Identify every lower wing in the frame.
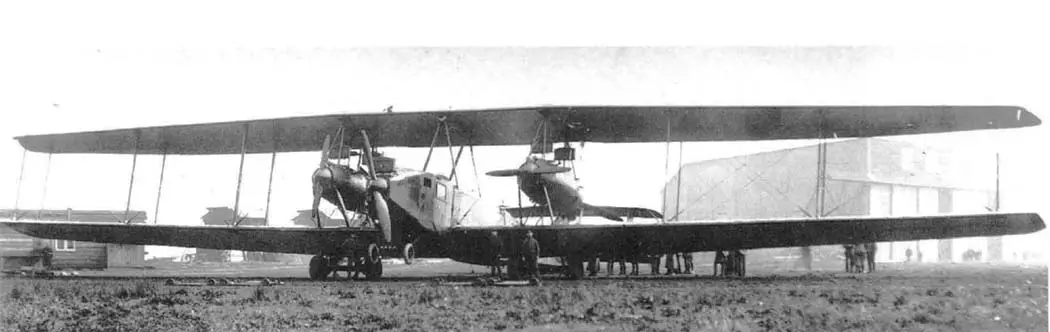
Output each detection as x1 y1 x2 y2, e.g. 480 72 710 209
0 221 379 256
454 212 1044 257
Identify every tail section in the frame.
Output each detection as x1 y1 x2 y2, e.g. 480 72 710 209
582 204 624 222
582 205 664 222
504 205 663 222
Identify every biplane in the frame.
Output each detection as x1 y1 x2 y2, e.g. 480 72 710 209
2 105 1045 280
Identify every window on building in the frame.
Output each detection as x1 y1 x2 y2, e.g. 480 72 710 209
53 239 75 251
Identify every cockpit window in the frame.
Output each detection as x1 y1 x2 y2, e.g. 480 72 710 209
423 178 432 188
437 183 447 200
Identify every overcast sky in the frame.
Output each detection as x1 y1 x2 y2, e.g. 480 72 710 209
1 2 1047 257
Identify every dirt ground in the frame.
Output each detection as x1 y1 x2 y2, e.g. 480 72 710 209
0 259 1046 331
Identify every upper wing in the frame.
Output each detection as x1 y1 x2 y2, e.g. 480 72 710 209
0 221 378 256
453 212 1044 258
15 105 1038 154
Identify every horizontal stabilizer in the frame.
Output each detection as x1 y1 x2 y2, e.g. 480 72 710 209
486 165 572 177
504 205 662 222
584 205 664 220
486 169 525 177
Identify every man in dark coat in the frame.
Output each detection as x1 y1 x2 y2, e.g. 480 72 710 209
852 244 868 273
843 244 856 272
521 231 540 279
863 243 877 272
713 250 727 277
488 231 503 277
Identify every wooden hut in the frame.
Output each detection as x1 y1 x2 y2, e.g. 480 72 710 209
1 209 147 270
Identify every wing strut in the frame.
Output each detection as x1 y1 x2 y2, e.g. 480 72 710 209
661 111 671 224
12 148 26 219
672 141 684 221
232 123 249 226
37 147 52 219
469 145 482 197
153 148 167 224
123 129 140 224
264 120 280 225
422 118 443 172
543 186 557 224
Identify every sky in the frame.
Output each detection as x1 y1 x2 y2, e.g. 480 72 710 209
1 2 1047 258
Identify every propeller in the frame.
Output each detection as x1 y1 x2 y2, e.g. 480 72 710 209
310 135 333 225
360 130 392 243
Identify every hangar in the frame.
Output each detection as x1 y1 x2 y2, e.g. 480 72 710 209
663 138 1004 264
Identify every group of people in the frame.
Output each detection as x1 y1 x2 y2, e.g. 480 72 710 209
485 232 753 280
843 243 877 273
712 250 746 277
583 252 698 277
487 230 541 280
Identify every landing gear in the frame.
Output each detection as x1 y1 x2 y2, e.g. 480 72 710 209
364 242 383 280
307 242 385 281
402 243 416 265
308 255 331 280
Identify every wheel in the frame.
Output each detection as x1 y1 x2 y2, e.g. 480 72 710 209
309 255 330 281
366 243 382 264
360 243 383 281
402 243 416 265
364 260 383 281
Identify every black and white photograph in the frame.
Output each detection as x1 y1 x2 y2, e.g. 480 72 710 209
0 2 1046 331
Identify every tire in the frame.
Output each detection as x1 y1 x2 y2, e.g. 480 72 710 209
365 260 383 281
309 255 330 281
402 243 416 265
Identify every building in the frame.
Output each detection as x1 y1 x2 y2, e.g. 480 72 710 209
291 209 349 228
663 138 1000 263
0 209 147 270
196 207 277 262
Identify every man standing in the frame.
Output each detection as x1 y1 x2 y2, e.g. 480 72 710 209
650 255 661 275
521 231 540 279
664 254 676 275
852 244 868 273
488 231 503 278
713 250 727 277
864 243 877 272
799 246 813 271
843 244 856 272
682 252 694 274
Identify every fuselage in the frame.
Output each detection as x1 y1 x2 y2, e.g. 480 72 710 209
315 161 484 261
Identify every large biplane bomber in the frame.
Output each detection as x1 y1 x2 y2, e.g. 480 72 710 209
2 105 1045 281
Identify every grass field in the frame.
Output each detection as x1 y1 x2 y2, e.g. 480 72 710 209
0 260 1046 332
